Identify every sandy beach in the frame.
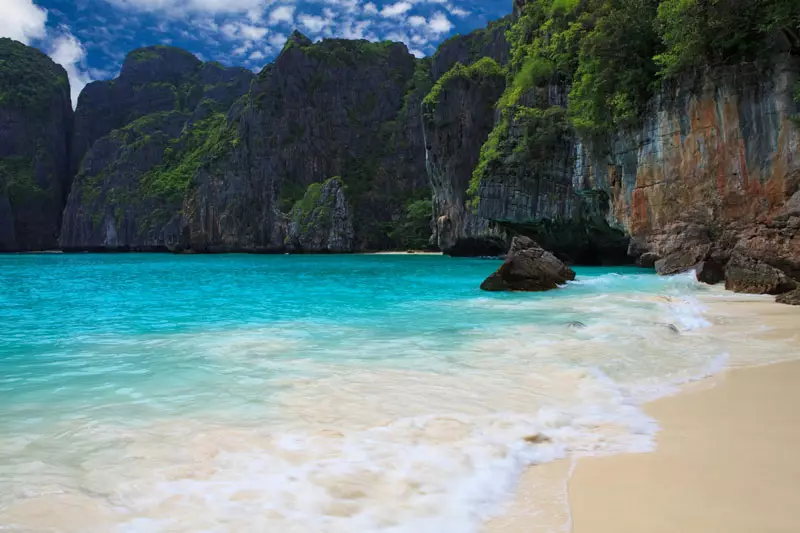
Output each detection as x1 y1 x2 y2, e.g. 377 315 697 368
488 295 800 533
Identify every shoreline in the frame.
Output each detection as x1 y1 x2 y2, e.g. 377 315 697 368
486 295 800 533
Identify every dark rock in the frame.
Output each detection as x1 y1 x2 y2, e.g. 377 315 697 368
654 244 711 275
446 236 508 257
776 289 800 305
285 177 354 252
636 252 660 268
0 38 73 251
660 323 680 334
424 58 507 254
695 259 725 285
724 252 797 295
181 36 430 252
480 236 576 291
61 46 255 251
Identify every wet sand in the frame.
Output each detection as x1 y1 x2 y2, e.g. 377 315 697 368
487 296 800 533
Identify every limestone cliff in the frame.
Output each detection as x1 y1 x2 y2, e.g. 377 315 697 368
422 21 512 255
60 46 254 251
181 33 429 252
581 59 800 281
423 59 508 255
285 177 354 253
0 38 73 251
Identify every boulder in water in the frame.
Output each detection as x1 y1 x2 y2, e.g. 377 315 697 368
480 236 575 292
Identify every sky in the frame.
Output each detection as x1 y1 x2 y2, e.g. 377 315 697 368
1 0 511 107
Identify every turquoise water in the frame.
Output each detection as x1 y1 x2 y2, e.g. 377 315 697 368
0 254 785 532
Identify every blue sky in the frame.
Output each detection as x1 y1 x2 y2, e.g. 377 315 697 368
2 0 510 106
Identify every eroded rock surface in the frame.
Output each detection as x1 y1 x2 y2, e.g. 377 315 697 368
480 236 575 291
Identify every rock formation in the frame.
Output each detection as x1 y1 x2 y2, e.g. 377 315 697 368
423 21 511 255
480 235 575 291
60 46 254 251
0 38 73 251
181 33 429 252
285 177 354 253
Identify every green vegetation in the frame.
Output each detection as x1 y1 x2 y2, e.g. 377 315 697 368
289 177 343 234
469 0 800 204
0 38 69 113
655 0 800 76
388 198 434 249
142 113 236 202
0 156 44 203
285 37 399 67
127 45 199 64
422 58 506 119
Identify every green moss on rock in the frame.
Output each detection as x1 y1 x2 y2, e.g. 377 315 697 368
0 38 69 113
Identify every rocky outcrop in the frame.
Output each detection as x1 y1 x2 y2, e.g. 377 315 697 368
285 177 354 252
587 60 800 283
776 288 800 305
60 47 254 251
70 46 251 174
181 34 429 252
469 54 800 284
423 58 508 254
430 18 511 81
480 235 575 291
724 251 797 294
0 38 73 251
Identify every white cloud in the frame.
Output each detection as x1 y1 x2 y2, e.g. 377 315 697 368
407 15 426 27
269 5 295 25
363 2 378 15
268 32 288 48
298 14 330 34
428 12 453 34
105 0 268 16
380 1 412 18
249 50 265 60
221 22 268 41
48 32 93 108
0 0 48 44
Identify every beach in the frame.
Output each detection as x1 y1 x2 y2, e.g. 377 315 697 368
488 296 800 533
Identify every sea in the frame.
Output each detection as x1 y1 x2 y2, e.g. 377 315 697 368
0 253 794 532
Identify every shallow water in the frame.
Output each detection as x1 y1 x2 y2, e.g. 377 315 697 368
0 254 795 532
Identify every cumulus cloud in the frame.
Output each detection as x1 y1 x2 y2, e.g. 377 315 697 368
428 12 453 34
48 31 94 107
298 13 331 34
105 0 269 16
380 1 412 18
268 32 288 48
0 0 48 44
221 22 269 41
407 15 426 27
269 5 295 25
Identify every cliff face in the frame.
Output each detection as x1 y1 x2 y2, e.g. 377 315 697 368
423 59 508 254
586 59 800 278
181 34 429 252
0 38 73 251
469 56 800 271
60 47 254 251
285 177 354 252
422 22 511 255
